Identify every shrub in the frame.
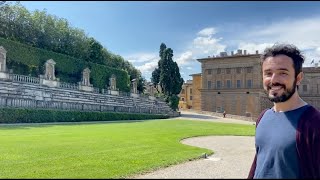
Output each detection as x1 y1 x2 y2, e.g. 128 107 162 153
0 108 169 124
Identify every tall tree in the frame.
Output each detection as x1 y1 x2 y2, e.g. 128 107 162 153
151 67 161 93
151 43 184 110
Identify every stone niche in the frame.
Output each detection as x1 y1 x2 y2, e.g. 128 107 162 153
109 74 117 90
0 46 9 79
40 59 59 88
130 78 139 98
109 74 119 95
79 67 93 92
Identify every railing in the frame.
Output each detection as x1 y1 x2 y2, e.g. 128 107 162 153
93 87 100 94
9 74 40 85
59 82 79 90
1 73 171 111
119 91 130 97
0 96 170 115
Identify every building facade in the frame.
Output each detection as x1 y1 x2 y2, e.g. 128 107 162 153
190 73 202 111
179 80 193 109
299 66 320 108
197 50 271 118
182 49 320 119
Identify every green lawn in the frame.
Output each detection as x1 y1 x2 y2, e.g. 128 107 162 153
0 119 255 178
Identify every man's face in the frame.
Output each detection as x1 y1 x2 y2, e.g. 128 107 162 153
262 55 301 103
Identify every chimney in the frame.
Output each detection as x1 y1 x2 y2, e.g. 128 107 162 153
244 50 247 55
220 52 227 57
231 51 234 56
237 49 242 55
256 50 259 54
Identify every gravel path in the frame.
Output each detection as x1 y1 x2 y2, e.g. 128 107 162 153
132 110 256 179
133 136 255 179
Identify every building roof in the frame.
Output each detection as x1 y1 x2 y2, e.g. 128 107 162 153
189 73 202 76
303 66 320 73
197 53 261 62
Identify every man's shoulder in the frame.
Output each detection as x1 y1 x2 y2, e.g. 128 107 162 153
255 108 270 127
300 105 320 127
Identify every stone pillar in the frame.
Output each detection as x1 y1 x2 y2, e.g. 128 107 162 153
131 78 139 98
79 67 93 92
82 68 91 86
109 74 117 90
0 46 7 72
109 74 119 95
0 46 9 80
40 59 59 87
131 79 138 94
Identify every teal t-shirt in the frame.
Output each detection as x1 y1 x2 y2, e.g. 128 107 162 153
254 105 309 178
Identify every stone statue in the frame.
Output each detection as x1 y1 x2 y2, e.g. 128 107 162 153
131 78 138 94
109 74 116 90
81 68 91 86
0 46 7 72
44 59 56 81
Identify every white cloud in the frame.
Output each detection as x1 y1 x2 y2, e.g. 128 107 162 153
135 60 158 75
124 53 158 63
237 42 274 54
175 51 193 66
192 27 226 57
123 52 159 80
248 16 320 51
316 47 320 55
127 16 320 81
233 16 320 66
197 27 216 37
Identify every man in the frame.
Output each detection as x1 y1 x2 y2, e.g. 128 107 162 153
248 44 320 179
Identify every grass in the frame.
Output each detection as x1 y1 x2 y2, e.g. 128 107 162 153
0 119 255 178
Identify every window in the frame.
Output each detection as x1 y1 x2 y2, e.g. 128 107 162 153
207 81 212 89
190 96 193 100
226 68 231 74
237 80 241 88
181 97 185 101
236 67 241 74
190 88 192 94
208 69 212 75
226 80 231 88
216 81 221 89
217 68 221 74
247 67 253 73
303 85 308 92
247 80 252 88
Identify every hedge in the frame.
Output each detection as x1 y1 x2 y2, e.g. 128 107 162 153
0 37 130 92
0 108 169 124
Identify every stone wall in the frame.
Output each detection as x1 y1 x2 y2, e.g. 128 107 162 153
0 46 179 117
0 80 177 117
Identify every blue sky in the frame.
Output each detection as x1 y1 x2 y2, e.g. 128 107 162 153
20 1 320 82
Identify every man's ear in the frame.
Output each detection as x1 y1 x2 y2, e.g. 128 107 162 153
296 71 304 85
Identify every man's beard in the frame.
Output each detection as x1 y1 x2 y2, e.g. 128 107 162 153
265 78 297 103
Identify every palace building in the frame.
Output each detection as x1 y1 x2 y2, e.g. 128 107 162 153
179 49 320 119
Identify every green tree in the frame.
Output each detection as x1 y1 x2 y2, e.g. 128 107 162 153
0 2 143 90
151 43 184 110
151 67 161 93
86 38 104 64
137 76 146 94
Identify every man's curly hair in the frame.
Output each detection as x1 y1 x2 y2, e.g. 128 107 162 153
261 43 305 77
